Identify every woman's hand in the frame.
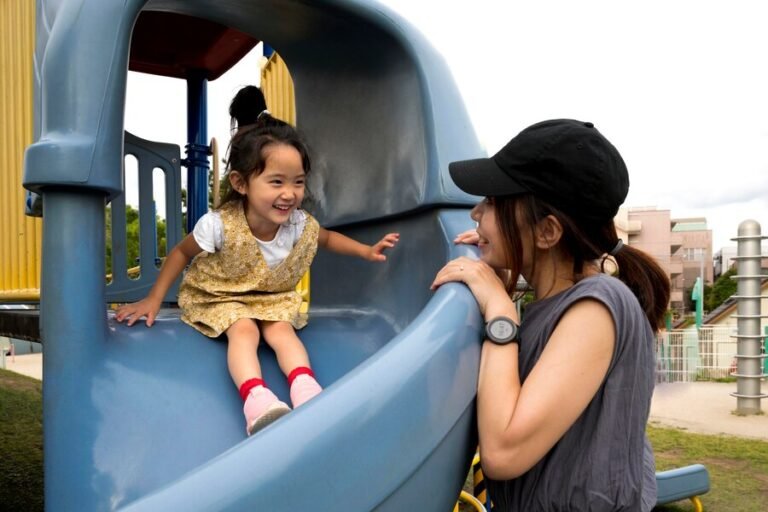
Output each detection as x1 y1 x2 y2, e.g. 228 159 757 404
115 296 163 327
454 228 480 245
366 233 400 262
431 256 517 320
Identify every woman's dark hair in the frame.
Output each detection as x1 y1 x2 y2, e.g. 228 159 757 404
229 85 268 133
219 114 311 206
493 195 670 331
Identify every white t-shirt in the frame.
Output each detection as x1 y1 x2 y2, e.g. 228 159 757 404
192 209 308 268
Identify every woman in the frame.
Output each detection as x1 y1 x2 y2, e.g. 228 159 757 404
432 119 669 511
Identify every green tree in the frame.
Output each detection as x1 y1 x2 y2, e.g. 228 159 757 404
704 268 738 312
105 204 167 276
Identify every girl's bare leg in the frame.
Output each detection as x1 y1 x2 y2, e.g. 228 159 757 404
260 320 311 375
227 318 291 435
261 320 322 407
226 318 263 387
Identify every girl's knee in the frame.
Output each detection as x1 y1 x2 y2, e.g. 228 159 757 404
261 321 301 347
227 318 261 342
260 320 294 337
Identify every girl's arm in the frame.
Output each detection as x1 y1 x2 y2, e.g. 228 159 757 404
318 227 399 262
115 234 203 326
432 256 614 480
454 228 480 245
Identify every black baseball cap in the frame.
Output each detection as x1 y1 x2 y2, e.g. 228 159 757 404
449 119 629 222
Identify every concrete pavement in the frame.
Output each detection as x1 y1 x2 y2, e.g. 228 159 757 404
649 381 768 440
2 352 42 380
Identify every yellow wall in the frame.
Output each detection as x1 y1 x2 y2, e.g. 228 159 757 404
260 52 296 126
260 52 310 310
0 0 41 301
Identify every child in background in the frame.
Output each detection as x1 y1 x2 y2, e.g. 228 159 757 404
116 114 399 435
228 85 268 134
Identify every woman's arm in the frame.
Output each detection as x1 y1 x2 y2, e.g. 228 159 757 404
318 227 399 262
432 256 615 480
115 233 203 326
478 299 614 479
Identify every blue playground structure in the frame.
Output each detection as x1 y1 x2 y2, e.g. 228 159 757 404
24 1 484 509
19 0 709 510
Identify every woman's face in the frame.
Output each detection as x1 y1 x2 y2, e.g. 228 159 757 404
471 197 535 278
470 198 507 269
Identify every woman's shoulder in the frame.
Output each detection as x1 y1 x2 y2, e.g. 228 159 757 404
573 273 632 297
569 274 644 318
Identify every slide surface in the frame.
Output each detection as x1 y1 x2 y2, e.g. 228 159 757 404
60 210 483 511
24 1 487 509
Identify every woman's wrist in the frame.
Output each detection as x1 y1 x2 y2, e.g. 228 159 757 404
484 296 519 324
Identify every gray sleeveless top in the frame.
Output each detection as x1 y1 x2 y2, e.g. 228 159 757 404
487 274 657 511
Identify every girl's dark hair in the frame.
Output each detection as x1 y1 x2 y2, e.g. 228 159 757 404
219 114 311 206
229 85 268 133
493 195 670 331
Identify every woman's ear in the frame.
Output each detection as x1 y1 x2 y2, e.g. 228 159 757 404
534 214 564 250
228 171 246 195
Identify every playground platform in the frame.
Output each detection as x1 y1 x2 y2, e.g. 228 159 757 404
5 354 766 440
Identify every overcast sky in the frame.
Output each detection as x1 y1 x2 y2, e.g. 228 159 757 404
126 0 768 251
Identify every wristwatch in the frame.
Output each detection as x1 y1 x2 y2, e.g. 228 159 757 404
485 316 520 345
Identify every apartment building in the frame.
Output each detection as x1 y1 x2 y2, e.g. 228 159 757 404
617 207 685 317
672 217 713 289
715 245 768 278
714 246 738 278
615 210 712 320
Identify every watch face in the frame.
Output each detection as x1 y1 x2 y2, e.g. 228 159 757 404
486 317 518 344
489 319 515 340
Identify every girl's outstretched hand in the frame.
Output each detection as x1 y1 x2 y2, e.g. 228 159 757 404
115 297 162 327
367 233 400 262
430 256 516 319
454 228 480 246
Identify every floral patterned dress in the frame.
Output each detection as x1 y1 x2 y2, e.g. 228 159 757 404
178 200 319 337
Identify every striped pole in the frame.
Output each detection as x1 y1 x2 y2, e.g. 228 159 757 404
473 451 492 510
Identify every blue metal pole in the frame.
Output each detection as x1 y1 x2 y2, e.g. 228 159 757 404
185 72 209 233
263 42 274 59
42 190 107 510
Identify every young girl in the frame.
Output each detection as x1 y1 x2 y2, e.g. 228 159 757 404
432 119 669 511
116 115 399 436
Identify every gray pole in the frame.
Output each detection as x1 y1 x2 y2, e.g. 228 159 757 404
730 219 768 414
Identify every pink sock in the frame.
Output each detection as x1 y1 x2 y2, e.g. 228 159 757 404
290 374 323 408
243 385 280 424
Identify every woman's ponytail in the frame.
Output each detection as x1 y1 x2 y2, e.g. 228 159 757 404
611 244 670 331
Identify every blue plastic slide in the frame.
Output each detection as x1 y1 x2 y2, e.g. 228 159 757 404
24 1 487 509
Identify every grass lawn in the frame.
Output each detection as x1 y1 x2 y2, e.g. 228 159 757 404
648 424 768 511
2 367 767 511
0 369 43 512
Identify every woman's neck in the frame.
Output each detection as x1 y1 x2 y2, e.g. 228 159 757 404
529 253 600 300
532 275 574 300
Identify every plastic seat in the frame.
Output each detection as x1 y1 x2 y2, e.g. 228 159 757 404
655 464 710 511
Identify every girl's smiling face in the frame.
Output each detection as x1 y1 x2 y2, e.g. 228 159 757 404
231 142 306 240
